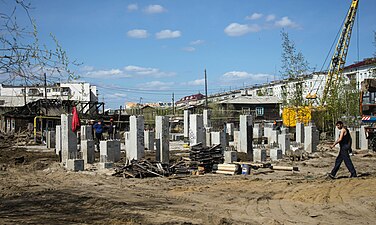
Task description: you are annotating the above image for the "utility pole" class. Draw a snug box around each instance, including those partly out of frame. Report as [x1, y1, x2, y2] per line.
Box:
[44, 72, 48, 115]
[204, 69, 208, 109]
[172, 92, 175, 115]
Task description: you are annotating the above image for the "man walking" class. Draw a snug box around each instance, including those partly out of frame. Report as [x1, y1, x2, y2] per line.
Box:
[329, 121, 357, 178]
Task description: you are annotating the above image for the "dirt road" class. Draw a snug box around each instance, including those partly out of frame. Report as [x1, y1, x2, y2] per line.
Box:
[1, 145, 376, 225]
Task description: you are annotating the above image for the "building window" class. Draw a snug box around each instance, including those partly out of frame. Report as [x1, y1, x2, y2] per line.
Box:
[256, 107, 264, 116]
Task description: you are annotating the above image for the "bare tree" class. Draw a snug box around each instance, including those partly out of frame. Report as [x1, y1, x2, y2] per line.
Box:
[0, 0, 79, 85]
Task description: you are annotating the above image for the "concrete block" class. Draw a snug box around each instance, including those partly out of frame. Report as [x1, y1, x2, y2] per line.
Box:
[81, 139, 95, 164]
[304, 125, 320, 153]
[224, 151, 237, 163]
[100, 140, 115, 162]
[184, 110, 190, 139]
[270, 148, 283, 161]
[98, 162, 113, 169]
[360, 125, 369, 150]
[206, 130, 212, 147]
[55, 125, 62, 155]
[203, 109, 211, 128]
[144, 130, 155, 150]
[296, 122, 304, 143]
[61, 114, 77, 164]
[226, 123, 234, 136]
[113, 140, 121, 162]
[189, 114, 206, 146]
[253, 148, 266, 162]
[66, 159, 84, 171]
[233, 131, 240, 151]
[278, 133, 290, 154]
[211, 131, 227, 151]
[127, 116, 145, 161]
[239, 115, 253, 159]
[81, 125, 93, 140]
[47, 131, 56, 148]
[253, 124, 262, 139]
[269, 130, 279, 145]
[155, 116, 169, 164]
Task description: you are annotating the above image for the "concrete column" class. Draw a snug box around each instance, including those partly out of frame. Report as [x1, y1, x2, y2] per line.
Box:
[224, 151, 237, 163]
[278, 133, 290, 154]
[296, 122, 304, 143]
[61, 114, 77, 164]
[55, 125, 61, 155]
[46, 131, 56, 148]
[334, 126, 340, 150]
[239, 115, 253, 160]
[127, 116, 145, 161]
[233, 130, 240, 151]
[144, 130, 155, 150]
[253, 123, 262, 139]
[304, 125, 320, 153]
[269, 130, 279, 146]
[183, 110, 191, 140]
[66, 159, 84, 171]
[270, 148, 282, 161]
[211, 131, 227, 151]
[81, 139, 95, 164]
[113, 140, 121, 162]
[206, 128, 212, 147]
[155, 116, 169, 164]
[189, 114, 205, 146]
[226, 123, 234, 142]
[81, 125, 93, 140]
[100, 140, 113, 162]
[203, 109, 211, 128]
[253, 148, 266, 162]
[360, 125, 369, 150]
[124, 132, 130, 151]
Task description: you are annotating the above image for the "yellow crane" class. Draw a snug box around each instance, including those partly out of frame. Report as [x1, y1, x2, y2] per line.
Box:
[283, 0, 359, 127]
[306, 0, 359, 105]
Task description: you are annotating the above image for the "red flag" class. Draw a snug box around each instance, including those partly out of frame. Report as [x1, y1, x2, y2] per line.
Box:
[72, 106, 80, 132]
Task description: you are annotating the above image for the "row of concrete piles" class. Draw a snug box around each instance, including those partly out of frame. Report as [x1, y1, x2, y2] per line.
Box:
[54, 114, 121, 171]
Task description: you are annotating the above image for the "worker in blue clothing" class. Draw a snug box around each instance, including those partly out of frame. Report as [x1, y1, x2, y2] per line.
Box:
[328, 121, 357, 179]
[93, 120, 104, 151]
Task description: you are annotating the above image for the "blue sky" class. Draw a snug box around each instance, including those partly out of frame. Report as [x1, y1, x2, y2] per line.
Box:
[3, 0, 376, 109]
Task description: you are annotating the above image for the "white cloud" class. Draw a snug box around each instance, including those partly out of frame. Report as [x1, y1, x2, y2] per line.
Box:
[127, 4, 138, 11]
[190, 40, 205, 45]
[124, 65, 175, 78]
[182, 47, 195, 52]
[113, 93, 127, 98]
[275, 16, 298, 28]
[155, 30, 181, 39]
[84, 69, 131, 78]
[127, 29, 149, 38]
[138, 81, 174, 90]
[184, 79, 205, 86]
[222, 71, 273, 81]
[266, 14, 276, 22]
[224, 23, 261, 36]
[80, 65, 94, 72]
[144, 5, 166, 14]
[246, 13, 263, 20]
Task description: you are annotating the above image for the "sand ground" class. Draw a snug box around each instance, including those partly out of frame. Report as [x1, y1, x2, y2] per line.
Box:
[1, 143, 376, 225]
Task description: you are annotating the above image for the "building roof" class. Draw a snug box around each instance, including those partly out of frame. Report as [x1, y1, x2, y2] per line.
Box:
[344, 58, 376, 71]
[219, 95, 281, 105]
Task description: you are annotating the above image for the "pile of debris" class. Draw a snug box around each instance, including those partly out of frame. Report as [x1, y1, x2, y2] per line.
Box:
[113, 159, 170, 178]
[189, 143, 224, 172]
[0, 130, 33, 149]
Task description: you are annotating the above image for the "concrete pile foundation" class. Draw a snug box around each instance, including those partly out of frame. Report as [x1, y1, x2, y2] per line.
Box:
[296, 122, 304, 144]
[127, 116, 145, 161]
[61, 114, 77, 164]
[81, 139, 95, 164]
[189, 114, 205, 146]
[211, 131, 227, 151]
[253, 148, 266, 162]
[278, 133, 290, 154]
[270, 148, 283, 161]
[239, 115, 253, 160]
[304, 125, 320, 153]
[155, 116, 169, 164]
[224, 151, 237, 163]
[46, 131, 56, 148]
[144, 130, 155, 150]
[55, 125, 61, 155]
[183, 110, 191, 140]
[81, 125, 93, 140]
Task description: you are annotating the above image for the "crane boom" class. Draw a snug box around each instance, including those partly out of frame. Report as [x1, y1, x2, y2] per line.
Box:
[320, 0, 359, 105]
[306, 0, 359, 104]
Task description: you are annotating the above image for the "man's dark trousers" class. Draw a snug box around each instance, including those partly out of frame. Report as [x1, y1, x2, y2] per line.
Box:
[330, 145, 357, 177]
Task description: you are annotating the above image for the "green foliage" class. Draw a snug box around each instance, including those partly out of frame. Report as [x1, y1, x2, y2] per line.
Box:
[280, 30, 310, 79]
[280, 30, 310, 108]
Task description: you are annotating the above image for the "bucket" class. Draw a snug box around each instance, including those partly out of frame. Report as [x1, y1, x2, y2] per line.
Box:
[241, 164, 251, 175]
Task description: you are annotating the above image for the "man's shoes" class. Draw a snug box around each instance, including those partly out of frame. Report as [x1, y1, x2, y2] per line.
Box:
[349, 174, 357, 178]
[327, 173, 335, 179]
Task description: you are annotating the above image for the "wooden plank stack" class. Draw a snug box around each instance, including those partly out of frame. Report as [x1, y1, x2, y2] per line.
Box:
[189, 143, 224, 172]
